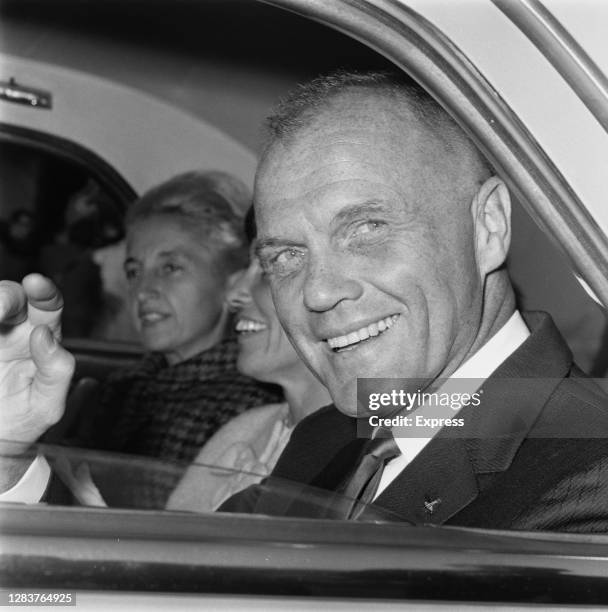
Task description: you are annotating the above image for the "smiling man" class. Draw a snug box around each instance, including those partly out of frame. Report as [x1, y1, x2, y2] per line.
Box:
[223, 70, 608, 529]
[254, 73, 509, 416]
[2, 70, 608, 530]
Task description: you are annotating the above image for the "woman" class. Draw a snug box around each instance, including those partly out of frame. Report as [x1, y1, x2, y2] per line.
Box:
[79, 172, 282, 507]
[167, 210, 331, 512]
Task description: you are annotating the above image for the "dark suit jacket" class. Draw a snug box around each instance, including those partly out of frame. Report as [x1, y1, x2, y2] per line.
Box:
[221, 313, 608, 532]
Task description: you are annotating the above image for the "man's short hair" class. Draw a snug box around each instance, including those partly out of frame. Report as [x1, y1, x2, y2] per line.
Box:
[263, 69, 492, 176]
[126, 170, 249, 276]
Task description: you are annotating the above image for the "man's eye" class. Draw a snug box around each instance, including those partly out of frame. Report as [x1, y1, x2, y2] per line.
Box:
[276, 249, 299, 264]
[351, 220, 386, 237]
[261, 248, 303, 276]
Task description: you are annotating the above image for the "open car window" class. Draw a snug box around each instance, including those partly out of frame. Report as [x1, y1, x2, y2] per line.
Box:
[0, 131, 138, 345]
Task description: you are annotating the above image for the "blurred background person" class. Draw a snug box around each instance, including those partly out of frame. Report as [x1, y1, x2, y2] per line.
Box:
[38, 179, 105, 337]
[0, 208, 39, 281]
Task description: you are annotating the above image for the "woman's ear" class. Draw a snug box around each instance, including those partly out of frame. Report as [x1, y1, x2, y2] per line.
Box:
[472, 176, 512, 276]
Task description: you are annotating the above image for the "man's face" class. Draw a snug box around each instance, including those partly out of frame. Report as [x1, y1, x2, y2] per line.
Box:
[254, 96, 484, 417]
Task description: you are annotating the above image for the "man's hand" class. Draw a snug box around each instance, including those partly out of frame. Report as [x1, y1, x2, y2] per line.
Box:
[0, 274, 75, 490]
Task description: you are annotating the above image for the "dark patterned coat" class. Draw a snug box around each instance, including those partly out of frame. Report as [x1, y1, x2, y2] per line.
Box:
[81, 334, 282, 507]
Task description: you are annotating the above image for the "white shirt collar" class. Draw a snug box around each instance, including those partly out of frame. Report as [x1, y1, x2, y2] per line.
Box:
[450, 310, 530, 380]
[386, 310, 530, 476]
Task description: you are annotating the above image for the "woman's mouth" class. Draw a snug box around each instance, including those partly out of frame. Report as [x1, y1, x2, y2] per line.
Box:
[139, 311, 170, 326]
[235, 317, 268, 334]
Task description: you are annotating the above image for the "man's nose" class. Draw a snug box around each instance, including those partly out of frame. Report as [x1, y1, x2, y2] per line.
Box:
[226, 269, 252, 311]
[303, 257, 363, 312]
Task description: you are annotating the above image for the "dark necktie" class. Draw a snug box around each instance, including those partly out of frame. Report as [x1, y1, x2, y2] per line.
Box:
[340, 434, 400, 519]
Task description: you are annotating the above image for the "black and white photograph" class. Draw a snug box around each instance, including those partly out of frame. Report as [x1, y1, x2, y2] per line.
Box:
[1, 0, 608, 609]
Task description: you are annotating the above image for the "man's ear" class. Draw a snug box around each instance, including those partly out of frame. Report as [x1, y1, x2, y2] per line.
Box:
[472, 176, 511, 276]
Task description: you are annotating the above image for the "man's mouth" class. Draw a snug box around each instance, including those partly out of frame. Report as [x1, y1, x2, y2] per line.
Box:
[326, 314, 399, 352]
[235, 317, 268, 334]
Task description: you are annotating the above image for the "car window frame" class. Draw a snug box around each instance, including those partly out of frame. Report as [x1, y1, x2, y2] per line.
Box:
[268, 0, 608, 307]
[0, 122, 137, 206]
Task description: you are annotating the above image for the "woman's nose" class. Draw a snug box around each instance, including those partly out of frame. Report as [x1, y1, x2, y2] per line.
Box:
[133, 271, 161, 302]
[226, 269, 252, 310]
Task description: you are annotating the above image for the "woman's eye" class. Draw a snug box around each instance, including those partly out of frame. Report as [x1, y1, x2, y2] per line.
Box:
[124, 267, 139, 281]
[162, 262, 182, 274]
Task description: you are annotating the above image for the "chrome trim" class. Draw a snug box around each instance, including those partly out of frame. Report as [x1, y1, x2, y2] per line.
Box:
[4, 503, 608, 600]
[493, 0, 608, 133]
[262, 0, 608, 307]
[0, 77, 52, 109]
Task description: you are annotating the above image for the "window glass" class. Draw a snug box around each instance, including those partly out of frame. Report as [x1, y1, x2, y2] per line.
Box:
[2, 442, 406, 523]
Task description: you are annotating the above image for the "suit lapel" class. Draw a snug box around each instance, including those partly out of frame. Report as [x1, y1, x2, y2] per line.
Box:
[270, 313, 574, 523]
[371, 312, 574, 524]
[373, 436, 478, 524]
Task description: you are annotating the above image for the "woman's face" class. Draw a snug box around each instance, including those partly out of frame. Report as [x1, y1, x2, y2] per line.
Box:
[227, 256, 301, 384]
[125, 216, 227, 363]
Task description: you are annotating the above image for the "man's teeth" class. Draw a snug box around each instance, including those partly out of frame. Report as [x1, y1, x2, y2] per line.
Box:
[236, 318, 268, 333]
[327, 315, 399, 350]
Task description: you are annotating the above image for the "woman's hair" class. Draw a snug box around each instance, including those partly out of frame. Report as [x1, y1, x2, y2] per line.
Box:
[126, 170, 250, 276]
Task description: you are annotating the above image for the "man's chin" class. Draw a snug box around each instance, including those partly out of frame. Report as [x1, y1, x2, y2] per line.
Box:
[332, 403, 361, 418]
[327, 379, 360, 418]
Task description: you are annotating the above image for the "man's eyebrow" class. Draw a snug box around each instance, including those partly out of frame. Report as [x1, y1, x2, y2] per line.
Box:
[331, 201, 392, 228]
[253, 202, 393, 256]
[254, 238, 294, 256]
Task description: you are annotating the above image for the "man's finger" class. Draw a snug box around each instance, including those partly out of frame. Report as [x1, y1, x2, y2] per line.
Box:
[29, 325, 75, 430]
[0, 281, 27, 326]
[22, 274, 64, 334]
[22, 274, 63, 312]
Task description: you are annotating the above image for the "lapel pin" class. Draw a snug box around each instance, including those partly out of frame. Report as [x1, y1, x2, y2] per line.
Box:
[424, 498, 442, 514]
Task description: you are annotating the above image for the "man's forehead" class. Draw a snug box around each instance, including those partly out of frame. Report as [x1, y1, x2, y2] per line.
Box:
[253, 87, 484, 239]
[255, 146, 424, 234]
[255, 100, 449, 192]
